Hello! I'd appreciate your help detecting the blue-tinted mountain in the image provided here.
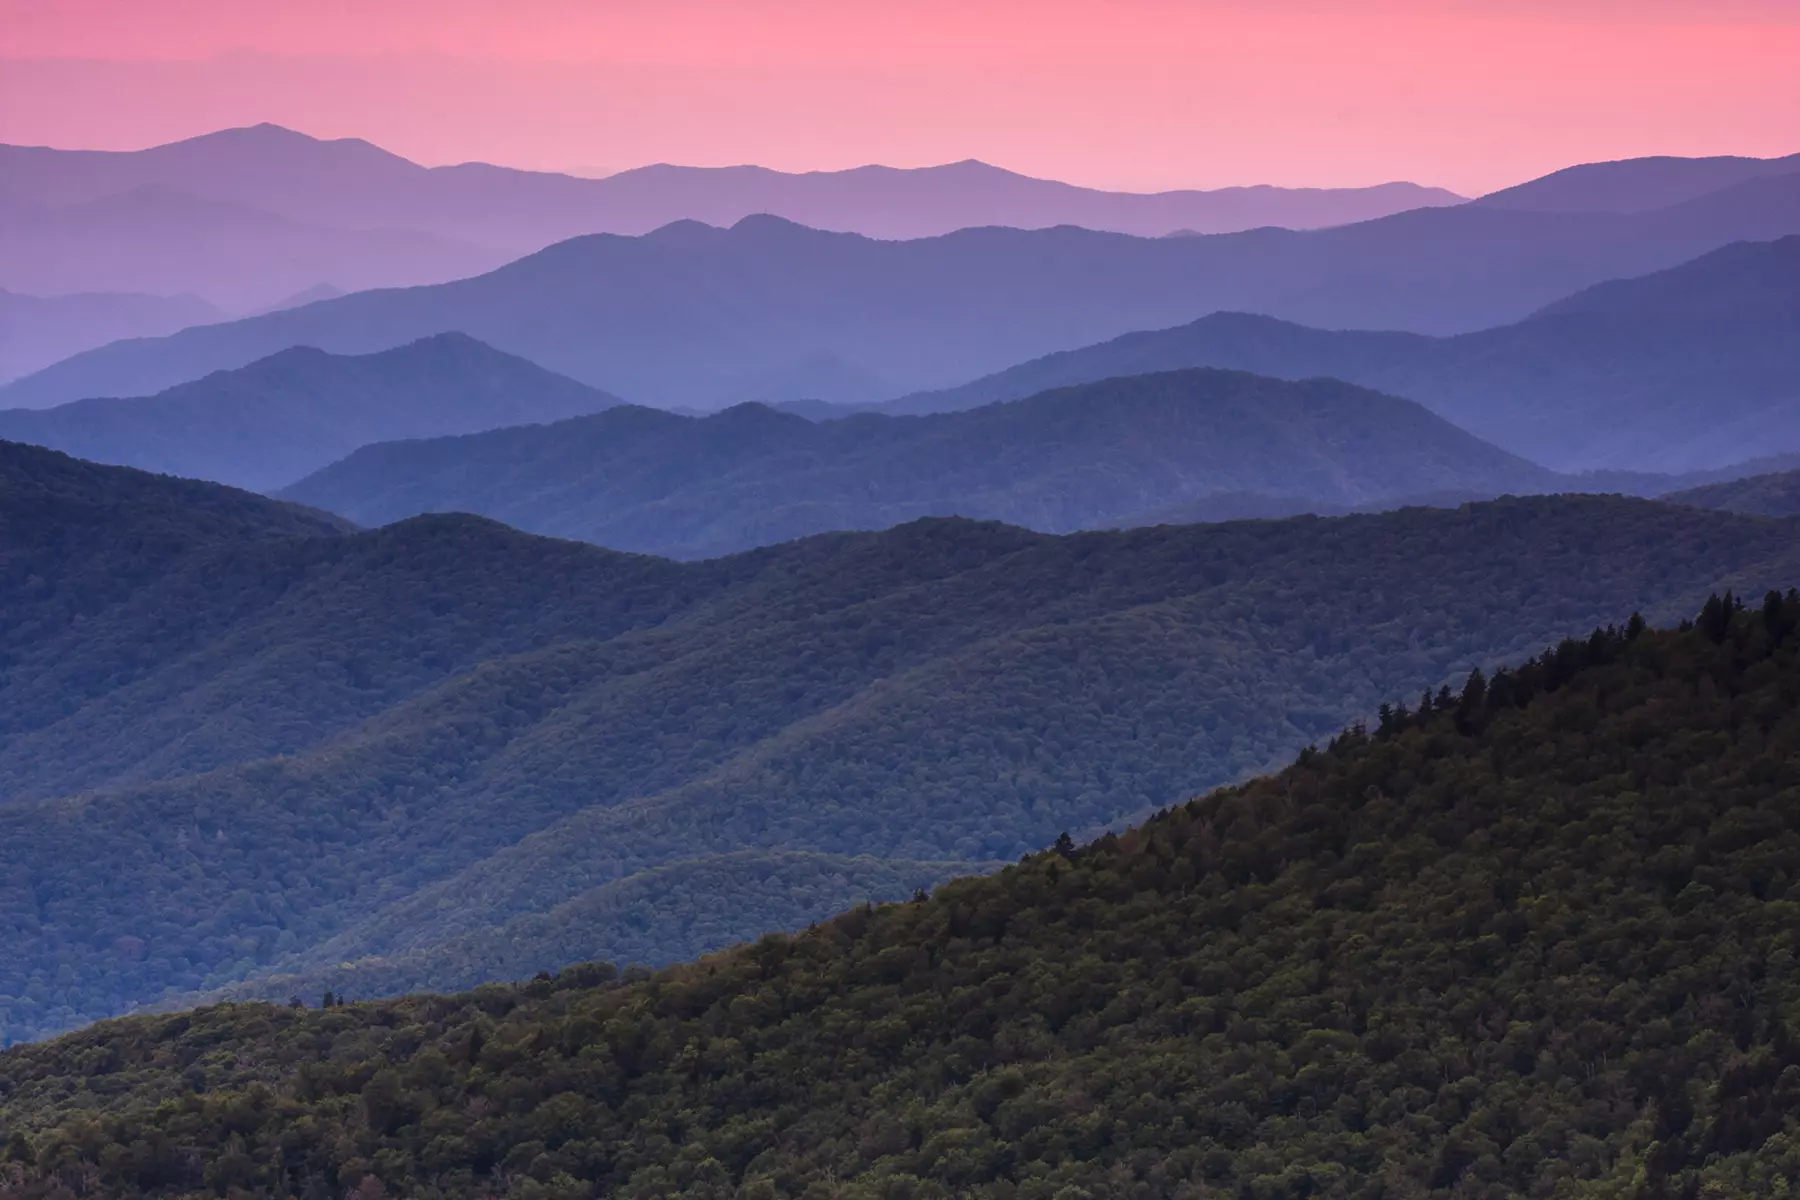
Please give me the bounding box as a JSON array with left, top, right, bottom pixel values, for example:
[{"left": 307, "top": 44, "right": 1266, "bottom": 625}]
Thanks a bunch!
[
  {"left": 0, "top": 334, "right": 622, "bottom": 491},
  {"left": 0, "top": 183, "right": 508, "bottom": 311},
  {"left": 7, "top": 165, "right": 1800, "bottom": 412},
  {"left": 0, "top": 287, "right": 219, "bottom": 384},
  {"left": 1472, "top": 150, "right": 1800, "bottom": 213},
  {"left": 279, "top": 369, "right": 1564, "bottom": 558},
  {"left": 880, "top": 236, "right": 1800, "bottom": 472},
  {"left": 0, "top": 122, "right": 1460, "bottom": 248}
]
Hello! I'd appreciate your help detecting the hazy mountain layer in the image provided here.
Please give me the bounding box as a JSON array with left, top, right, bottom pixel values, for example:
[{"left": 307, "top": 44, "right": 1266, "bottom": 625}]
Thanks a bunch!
[
  {"left": 6, "top": 168, "right": 1797, "bottom": 411},
  {"left": 5, "top": 441, "right": 1800, "bottom": 1041},
  {"left": 5, "top": 601, "right": 1800, "bottom": 1198},
  {"left": 0, "top": 184, "right": 510, "bottom": 311},
  {"left": 881, "top": 237, "right": 1800, "bottom": 472},
  {"left": 0, "top": 333, "right": 623, "bottom": 491},
  {"left": 280, "top": 369, "right": 1563, "bottom": 558},
  {"left": 0, "top": 123, "right": 1461, "bottom": 248},
  {"left": 0, "top": 287, "right": 219, "bottom": 384}
]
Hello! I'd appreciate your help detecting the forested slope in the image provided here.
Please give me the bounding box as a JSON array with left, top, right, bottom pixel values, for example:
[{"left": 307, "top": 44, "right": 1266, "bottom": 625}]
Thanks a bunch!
[
  {"left": 8, "top": 437, "right": 1800, "bottom": 1041},
  {"left": 5, "top": 599, "right": 1800, "bottom": 1197}
]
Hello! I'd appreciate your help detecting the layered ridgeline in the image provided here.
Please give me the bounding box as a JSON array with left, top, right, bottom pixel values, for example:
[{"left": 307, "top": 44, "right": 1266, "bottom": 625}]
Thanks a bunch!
[
  {"left": 8, "top": 443, "right": 1800, "bottom": 1043},
  {"left": 0, "top": 124, "right": 1461, "bottom": 252},
  {"left": 6, "top": 600, "right": 1800, "bottom": 1197},
  {"left": 877, "top": 236, "right": 1800, "bottom": 473},
  {"left": 7, "top": 163, "right": 1800, "bottom": 412},
  {"left": 280, "top": 370, "right": 1563, "bottom": 559},
  {"left": 1666, "top": 469, "right": 1800, "bottom": 518},
  {"left": 0, "top": 288, "right": 219, "bottom": 385},
  {"left": 0, "top": 334, "right": 623, "bottom": 491}
]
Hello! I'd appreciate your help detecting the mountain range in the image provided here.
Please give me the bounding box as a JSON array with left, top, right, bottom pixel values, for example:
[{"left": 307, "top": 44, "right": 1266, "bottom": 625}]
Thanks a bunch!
[
  {"left": 0, "top": 184, "right": 510, "bottom": 314},
  {"left": 0, "top": 123, "right": 1462, "bottom": 250},
  {"left": 0, "top": 334, "right": 623, "bottom": 491},
  {"left": 277, "top": 369, "right": 1564, "bottom": 558},
  {"left": 0, "top": 287, "right": 220, "bottom": 384},
  {"left": 5, "top": 596, "right": 1800, "bottom": 1197},
  {"left": 868, "top": 236, "right": 1800, "bottom": 472},
  {"left": 6, "top": 440, "right": 1800, "bottom": 1043},
  {"left": 6, "top": 160, "right": 1798, "bottom": 413}
]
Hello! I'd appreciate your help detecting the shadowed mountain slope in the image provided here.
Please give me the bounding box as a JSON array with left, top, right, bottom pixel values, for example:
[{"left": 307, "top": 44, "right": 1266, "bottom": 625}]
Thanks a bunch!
[
  {"left": 1472, "top": 149, "right": 1800, "bottom": 212},
  {"left": 881, "top": 237, "right": 1800, "bottom": 472},
  {"left": 280, "top": 369, "right": 1563, "bottom": 558},
  {"left": 5, "top": 167, "right": 1797, "bottom": 411},
  {"left": 5, "top": 599, "right": 1800, "bottom": 1197},
  {"left": 0, "top": 333, "right": 624, "bottom": 491},
  {"left": 4, "top": 442, "right": 1800, "bottom": 1041}
]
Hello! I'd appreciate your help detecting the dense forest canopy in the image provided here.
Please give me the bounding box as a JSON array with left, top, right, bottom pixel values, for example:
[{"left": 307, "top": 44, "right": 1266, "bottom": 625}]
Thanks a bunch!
[
  {"left": 8, "top": 437, "right": 1800, "bottom": 1044},
  {"left": 3, "top": 598, "right": 1800, "bottom": 1197}
]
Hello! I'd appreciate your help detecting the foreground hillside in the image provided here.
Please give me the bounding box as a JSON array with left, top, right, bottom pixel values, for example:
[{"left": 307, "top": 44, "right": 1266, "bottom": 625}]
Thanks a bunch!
[
  {"left": 5, "top": 600, "right": 1800, "bottom": 1197},
  {"left": 0, "top": 334, "right": 621, "bottom": 491},
  {"left": 887, "top": 237, "right": 1800, "bottom": 473},
  {"left": 281, "top": 370, "right": 1561, "bottom": 558}
]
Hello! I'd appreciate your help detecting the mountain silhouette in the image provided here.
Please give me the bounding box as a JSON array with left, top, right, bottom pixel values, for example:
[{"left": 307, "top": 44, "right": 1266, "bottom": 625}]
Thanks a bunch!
[
  {"left": 879, "top": 236, "right": 1800, "bottom": 472},
  {"left": 0, "top": 123, "right": 1463, "bottom": 249},
  {"left": 0, "top": 287, "right": 219, "bottom": 384},
  {"left": 278, "top": 370, "right": 1564, "bottom": 558},
  {"left": 1472, "top": 150, "right": 1800, "bottom": 213},
  {"left": 0, "top": 334, "right": 622, "bottom": 491},
  {"left": 5, "top": 172, "right": 1798, "bottom": 412},
  {"left": 0, "top": 182, "right": 508, "bottom": 311}
]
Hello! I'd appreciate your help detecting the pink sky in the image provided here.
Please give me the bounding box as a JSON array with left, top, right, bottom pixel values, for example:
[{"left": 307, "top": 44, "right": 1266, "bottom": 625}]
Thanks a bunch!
[{"left": 2, "top": 0, "right": 1796, "bottom": 194}]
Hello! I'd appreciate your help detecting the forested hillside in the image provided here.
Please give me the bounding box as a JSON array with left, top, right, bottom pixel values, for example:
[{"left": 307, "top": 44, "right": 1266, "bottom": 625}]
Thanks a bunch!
[
  {"left": 5, "top": 599, "right": 1800, "bottom": 1197},
  {"left": 7, "top": 443, "right": 1800, "bottom": 1042},
  {"left": 281, "top": 370, "right": 1560, "bottom": 558},
  {"left": 0, "top": 334, "right": 620, "bottom": 490}
]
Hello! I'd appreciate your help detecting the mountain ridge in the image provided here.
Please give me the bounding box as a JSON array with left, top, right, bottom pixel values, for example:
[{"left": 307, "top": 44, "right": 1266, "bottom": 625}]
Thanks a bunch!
[
  {"left": 6, "top": 177, "right": 1799, "bottom": 411},
  {"left": 0, "top": 333, "right": 624, "bottom": 490}
]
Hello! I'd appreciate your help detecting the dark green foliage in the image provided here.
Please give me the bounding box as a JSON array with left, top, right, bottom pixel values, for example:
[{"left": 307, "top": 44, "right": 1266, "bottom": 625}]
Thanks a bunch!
[
  {"left": 188, "top": 853, "right": 978, "bottom": 1007},
  {"left": 0, "top": 334, "right": 621, "bottom": 491},
  {"left": 6, "top": 604, "right": 1800, "bottom": 1196},
  {"left": 1664, "top": 468, "right": 1800, "bottom": 518},
  {"left": 888, "top": 237, "right": 1800, "bottom": 473},
  {"left": 280, "top": 369, "right": 1561, "bottom": 558}
]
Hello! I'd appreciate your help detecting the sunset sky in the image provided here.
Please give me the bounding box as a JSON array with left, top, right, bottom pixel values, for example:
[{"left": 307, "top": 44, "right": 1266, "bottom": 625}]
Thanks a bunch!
[{"left": 3, "top": 0, "right": 1796, "bottom": 194}]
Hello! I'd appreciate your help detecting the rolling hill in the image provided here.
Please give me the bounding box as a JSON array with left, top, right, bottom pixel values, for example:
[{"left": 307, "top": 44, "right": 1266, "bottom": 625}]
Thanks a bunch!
[
  {"left": 5, "top": 166, "right": 1797, "bottom": 412},
  {"left": 0, "top": 122, "right": 1461, "bottom": 249},
  {"left": 880, "top": 236, "right": 1800, "bottom": 472},
  {"left": 1470, "top": 149, "right": 1800, "bottom": 213},
  {"left": 4, "top": 598, "right": 1800, "bottom": 1197},
  {"left": 279, "top": 369, "right": 1564, "bottom": 558},
  {"left": 0, "top": 333, "right": 624, "bottom": 491},
  {"left": 5, "top": 442, "right": 1800, "bottom": 1043}
]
